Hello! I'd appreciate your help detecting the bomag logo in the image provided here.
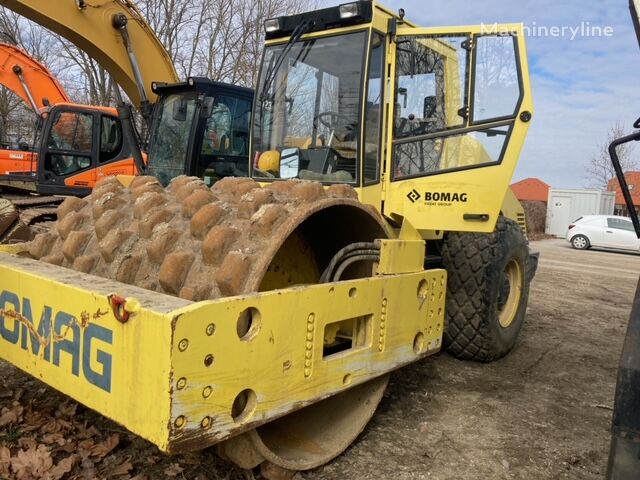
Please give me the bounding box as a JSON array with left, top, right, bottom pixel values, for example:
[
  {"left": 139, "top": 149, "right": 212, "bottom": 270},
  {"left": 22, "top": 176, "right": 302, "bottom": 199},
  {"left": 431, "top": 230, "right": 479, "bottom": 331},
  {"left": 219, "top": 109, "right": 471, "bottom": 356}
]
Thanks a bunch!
[
  {"left": 408, "top": 190, "right": 469, "bottom": 205},
  {"left": 425, "top": 192, "right": 468, "bottom": 203},
  {"left": 0, "top": 290, "right": 113, "bottom": 393}
]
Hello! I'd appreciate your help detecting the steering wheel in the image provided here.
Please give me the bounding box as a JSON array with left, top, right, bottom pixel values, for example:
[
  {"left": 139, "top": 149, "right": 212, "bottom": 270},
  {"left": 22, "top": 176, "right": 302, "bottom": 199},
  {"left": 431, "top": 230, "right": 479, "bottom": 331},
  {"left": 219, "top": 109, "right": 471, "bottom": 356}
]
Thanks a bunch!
[{"left": 315, "top": 111, "right": 356, "bottom": 138}]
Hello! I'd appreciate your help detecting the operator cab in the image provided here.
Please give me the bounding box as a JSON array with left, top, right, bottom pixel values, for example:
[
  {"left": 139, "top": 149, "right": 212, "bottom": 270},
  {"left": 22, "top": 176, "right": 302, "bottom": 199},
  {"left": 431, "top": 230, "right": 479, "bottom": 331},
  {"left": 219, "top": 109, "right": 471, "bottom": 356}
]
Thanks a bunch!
[
  {"left": 249, "top": 1, "right": 533, "bottom": 235},
  {"left": 0, "top": 103, "right": 138, "bottom": 196},
  {"left": 147, "top": 78, "right": 253, "bottom": 186}
]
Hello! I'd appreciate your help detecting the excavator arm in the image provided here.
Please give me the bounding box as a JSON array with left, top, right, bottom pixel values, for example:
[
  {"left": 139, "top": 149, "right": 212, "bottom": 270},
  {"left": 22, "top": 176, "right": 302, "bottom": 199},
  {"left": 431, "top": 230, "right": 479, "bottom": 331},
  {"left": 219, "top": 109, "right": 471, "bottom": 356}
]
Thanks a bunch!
[
  {"left": 0, "top": 42, "right": 69, "bottom": 113},
  {"left": 0, "top": 0, "right": 179, "bottom": 107}
]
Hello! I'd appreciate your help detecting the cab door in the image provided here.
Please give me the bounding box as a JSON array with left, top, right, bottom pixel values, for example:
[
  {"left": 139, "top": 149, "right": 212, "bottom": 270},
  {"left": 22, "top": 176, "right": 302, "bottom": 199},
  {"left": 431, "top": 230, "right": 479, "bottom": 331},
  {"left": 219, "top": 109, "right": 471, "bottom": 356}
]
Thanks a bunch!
[
  {"left": 95, "top": 114, "right": 137, "bottom": 180},
  {"left": 38, "top": 106, "right": 99, "bottom": 195},
  {"left": 383, "top": 24, "right": 533, "bottom": 233},
  {"left": 193, "top": 91, "right": 253, "bottom": 182}
]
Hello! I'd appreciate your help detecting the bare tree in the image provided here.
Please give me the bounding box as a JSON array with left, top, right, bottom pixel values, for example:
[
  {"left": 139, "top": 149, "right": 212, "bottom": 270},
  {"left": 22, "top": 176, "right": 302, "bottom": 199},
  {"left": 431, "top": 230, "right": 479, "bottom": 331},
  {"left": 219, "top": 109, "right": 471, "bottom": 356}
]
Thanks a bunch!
[
  {"left": 57, "top": 45, "right": 115, "bottom": 106},
  {"left": 0, "top": 0, "right": 321, "bottom": 143},
  {"left": 139, "top": 0, "right": 320, "bottom": 87},
  {"left": 585, "top": 122, "right": 638, "bottom": 190}
]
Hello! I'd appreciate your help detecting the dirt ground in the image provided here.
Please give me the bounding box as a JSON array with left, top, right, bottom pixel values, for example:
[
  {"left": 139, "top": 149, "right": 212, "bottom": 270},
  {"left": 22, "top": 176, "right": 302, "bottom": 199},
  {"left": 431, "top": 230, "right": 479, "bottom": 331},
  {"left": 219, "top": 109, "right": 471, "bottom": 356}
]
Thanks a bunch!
[{"left": 0, "top": 238, "right": 637, "bottom": 479}]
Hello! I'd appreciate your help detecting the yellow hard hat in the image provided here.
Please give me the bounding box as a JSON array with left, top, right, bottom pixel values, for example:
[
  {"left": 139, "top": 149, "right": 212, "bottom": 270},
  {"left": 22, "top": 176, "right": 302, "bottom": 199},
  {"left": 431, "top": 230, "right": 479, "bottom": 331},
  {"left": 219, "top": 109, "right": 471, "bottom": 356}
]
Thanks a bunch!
[{"left": 258, "top": 150, "right": 281, "bottom": 173}]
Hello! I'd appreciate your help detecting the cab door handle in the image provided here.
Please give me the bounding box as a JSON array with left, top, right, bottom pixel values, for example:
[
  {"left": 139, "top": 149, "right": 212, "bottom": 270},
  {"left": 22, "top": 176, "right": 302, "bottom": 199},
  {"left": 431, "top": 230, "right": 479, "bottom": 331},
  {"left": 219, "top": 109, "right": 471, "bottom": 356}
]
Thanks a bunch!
[
  {"left": 606, "top": 230, "right": 614, "bottom": 233},
  {"left": 463, "top": 214, "right": 490, "bottom": 222}
]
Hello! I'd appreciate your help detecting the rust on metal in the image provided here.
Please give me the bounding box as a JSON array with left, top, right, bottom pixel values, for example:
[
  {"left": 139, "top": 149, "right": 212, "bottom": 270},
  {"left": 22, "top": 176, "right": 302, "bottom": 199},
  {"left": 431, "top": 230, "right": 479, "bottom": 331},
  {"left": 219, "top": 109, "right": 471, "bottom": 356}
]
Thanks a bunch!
[
  {"left": 108, "top": 294, "right": 130, "bottom": 323},
  {"left": 0, "top": 306, "right": 108, "bottom": 352}
]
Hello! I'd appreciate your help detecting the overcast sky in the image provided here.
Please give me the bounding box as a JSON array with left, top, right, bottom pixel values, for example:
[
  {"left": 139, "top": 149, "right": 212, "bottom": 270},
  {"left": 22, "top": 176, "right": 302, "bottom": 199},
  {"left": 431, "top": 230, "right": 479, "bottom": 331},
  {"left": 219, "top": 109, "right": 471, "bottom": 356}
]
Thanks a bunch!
[{"left": 326, "top": 0, "right": 640, "bottom": 188}]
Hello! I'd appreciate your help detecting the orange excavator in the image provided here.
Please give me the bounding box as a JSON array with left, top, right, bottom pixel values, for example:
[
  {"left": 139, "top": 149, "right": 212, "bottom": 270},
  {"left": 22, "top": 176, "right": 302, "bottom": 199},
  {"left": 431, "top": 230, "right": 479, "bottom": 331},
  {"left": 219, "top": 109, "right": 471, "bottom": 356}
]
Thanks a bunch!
[
  {"left": 0, "top": 41, "right": 143, "bottom": 241},
  {"left": 0, "top": 41, "right": 68, "bottom": 176},
  {"left": 0, "top": 41, "right": 138, "bottom": 182}
]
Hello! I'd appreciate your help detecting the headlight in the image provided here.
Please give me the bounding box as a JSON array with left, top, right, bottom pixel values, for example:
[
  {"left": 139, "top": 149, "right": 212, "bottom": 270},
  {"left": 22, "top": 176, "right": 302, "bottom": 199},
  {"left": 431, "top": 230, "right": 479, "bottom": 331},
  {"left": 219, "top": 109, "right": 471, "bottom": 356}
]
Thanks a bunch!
[
  {"left": 339, "top": 2, "right": 360, "bottom": 19},
  {"left": 264, "top": 18, "right": 281, "bottom": 34}
]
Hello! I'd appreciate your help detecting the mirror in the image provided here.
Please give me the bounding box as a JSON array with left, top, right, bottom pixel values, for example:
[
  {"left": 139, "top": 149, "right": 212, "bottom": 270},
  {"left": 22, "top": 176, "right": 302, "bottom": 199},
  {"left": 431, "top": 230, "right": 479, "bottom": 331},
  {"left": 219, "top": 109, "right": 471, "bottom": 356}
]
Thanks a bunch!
[
  {"left": 280, "top": 148, "right": 300, "bottom": 179},
  {"left": 398, "top": 87, "right": 408, "bottom": 108},
  {"left": 172, "top": 98, "right": 188, "bottom": 121},
  {"left": 424, "top": 96, "right": 437, "bottom": 118},
  {"left": 78, "top": 157, "right": 91, "bottom": 169},
  {"left": 201, "top": 97, "right": 215, "bottom": 118},
  {"left": 286, "top": 96, "right": 295, "bottom": 115}
]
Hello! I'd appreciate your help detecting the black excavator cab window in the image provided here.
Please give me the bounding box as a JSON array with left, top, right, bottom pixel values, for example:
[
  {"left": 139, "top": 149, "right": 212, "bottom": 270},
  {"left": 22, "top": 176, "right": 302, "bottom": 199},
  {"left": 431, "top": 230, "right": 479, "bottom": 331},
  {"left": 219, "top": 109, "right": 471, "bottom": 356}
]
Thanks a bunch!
[{"left": 147, "top": 92, "right": 199, "bottom": 185}]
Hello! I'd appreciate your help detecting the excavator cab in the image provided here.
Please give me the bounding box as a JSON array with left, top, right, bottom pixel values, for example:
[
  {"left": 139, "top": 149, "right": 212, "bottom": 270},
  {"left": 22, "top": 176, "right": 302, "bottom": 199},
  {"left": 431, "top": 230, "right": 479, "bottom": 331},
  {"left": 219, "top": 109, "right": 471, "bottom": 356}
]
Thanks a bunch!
[
  {"left": 147, "top": 78, "right": 253, "bottom": 186},
  {"left": 34, "top": 104, "right": 139, "bottom": 195},
  {"left": 0, "top": 104, "right": 139, "bottom": 197}
]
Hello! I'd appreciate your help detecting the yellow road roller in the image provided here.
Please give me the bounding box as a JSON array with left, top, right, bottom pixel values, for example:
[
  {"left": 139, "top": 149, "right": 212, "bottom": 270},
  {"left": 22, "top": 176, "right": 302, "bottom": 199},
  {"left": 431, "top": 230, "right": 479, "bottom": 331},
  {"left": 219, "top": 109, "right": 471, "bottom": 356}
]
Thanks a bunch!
[{"left": 0, "top": 0, "right": 536, "bottom": 475}]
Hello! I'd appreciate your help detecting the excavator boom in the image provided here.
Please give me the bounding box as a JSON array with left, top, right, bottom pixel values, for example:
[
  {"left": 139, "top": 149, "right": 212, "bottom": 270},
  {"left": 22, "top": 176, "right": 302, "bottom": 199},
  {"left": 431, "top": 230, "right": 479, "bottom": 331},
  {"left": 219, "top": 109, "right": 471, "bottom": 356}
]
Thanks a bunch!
[
  {"left": 0, "top": 0, "right": 179, "bottom": 107},
  {"left": 0, "top": 42, "right": 69, "bottom": 113}
]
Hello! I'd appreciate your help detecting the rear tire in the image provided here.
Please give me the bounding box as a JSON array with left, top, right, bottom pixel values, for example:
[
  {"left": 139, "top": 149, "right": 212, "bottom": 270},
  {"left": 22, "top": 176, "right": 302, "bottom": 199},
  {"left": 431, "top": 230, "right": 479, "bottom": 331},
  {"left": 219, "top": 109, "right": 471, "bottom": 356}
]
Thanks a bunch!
[
  {"left": 441, "top": 217, "right": 532, "bottom": 362},
  {"left": 571, "top": 234, "right": 590, "bottom": 250}
]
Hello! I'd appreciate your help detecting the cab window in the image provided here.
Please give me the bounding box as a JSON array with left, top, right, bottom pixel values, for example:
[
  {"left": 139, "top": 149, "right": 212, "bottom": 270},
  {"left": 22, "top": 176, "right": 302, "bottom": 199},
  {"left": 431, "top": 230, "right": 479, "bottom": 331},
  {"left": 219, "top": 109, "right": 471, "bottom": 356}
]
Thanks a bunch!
[
  {"left": 147, "top": 93, "right": 199, "bottom": 185},
  {"left": 392, "top": 34, "right": 522, "bottom": 180},
  {"left": 363, "top": 33, "right": 385, "bottom": 184},
  {"left": 197, "top": 95, "right": 251, "bottom": 180},
  {"left": 48, "top": 111, "right": 93, "bottom": 152},
  {"left": 472, "top": 35, "right": 521, "bottom": 123},
  {"left": 200, "top": 96, "right": 251, "bottom": 157},
  {"left": 252, "top": 31, "right": 368, "bottom": 184},
  {"left": 100, "top": 116, "right": 123, "bottom": 163},
  {"left": 45, "top": 111, "right": 94, "bottom": 176},
  {"left": 395, "top": 36, "right": 467, "bottom": 139}
]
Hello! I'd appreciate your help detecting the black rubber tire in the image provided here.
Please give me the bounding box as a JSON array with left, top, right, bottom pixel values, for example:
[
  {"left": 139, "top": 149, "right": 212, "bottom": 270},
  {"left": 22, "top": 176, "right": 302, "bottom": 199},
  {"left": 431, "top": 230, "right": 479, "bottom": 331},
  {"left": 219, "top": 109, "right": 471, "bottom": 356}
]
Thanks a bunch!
[
  {"left": 441, "top": 217, "right": 532, "bottom": 362},
  {"left": 571, "top": 234, "right": 590, "bottom": 250}
]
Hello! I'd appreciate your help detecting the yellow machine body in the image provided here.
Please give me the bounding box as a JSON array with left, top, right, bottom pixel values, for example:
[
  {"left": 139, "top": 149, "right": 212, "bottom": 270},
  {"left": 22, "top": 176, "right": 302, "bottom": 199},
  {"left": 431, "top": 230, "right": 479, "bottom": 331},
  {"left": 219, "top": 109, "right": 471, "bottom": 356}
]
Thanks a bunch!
[{"left": 0, "top": 239, "right": 445, "bottom": 453}]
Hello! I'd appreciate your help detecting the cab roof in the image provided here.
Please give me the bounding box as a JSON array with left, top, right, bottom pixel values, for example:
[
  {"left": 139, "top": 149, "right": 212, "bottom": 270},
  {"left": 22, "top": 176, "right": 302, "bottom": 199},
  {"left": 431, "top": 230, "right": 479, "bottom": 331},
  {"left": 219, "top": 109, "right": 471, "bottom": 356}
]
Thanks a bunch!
[{"left": 151, "top": 78, "right": 253, "bottom": 99}]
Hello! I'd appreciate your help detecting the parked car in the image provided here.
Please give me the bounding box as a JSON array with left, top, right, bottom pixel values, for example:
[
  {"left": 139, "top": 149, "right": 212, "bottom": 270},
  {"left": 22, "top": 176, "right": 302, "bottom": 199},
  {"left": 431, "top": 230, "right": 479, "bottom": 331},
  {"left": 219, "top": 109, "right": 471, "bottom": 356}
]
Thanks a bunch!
[{"left": 567, "top": 215, "right": 639, "bottom": 251}]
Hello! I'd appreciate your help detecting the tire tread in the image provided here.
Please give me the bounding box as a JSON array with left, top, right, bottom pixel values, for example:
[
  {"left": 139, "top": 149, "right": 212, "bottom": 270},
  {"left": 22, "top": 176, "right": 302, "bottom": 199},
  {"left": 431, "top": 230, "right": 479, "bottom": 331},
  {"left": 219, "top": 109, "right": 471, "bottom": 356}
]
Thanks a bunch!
[{"left": 442, "top": 218, "right": 530, "bottom": 362}]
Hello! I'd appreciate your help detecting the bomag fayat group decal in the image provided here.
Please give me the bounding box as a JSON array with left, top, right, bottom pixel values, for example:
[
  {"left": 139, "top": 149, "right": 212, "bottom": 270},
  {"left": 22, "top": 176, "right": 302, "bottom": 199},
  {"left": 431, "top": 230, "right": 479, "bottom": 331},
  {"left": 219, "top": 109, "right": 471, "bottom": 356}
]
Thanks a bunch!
[{"left": 407, "top": 189, "right": 469, "bottom": 206}]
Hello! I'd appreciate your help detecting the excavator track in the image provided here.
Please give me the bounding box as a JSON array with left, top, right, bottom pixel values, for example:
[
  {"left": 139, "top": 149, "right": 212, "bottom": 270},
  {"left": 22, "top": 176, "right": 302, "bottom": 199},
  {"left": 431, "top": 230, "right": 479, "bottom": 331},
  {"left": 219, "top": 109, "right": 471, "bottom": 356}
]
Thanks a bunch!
[
  {"left": 0, "top": 195, "right": 63, "bottom": 243},
  {"left": 27, "top": 175, "right": 393, "bottom": 471}
]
